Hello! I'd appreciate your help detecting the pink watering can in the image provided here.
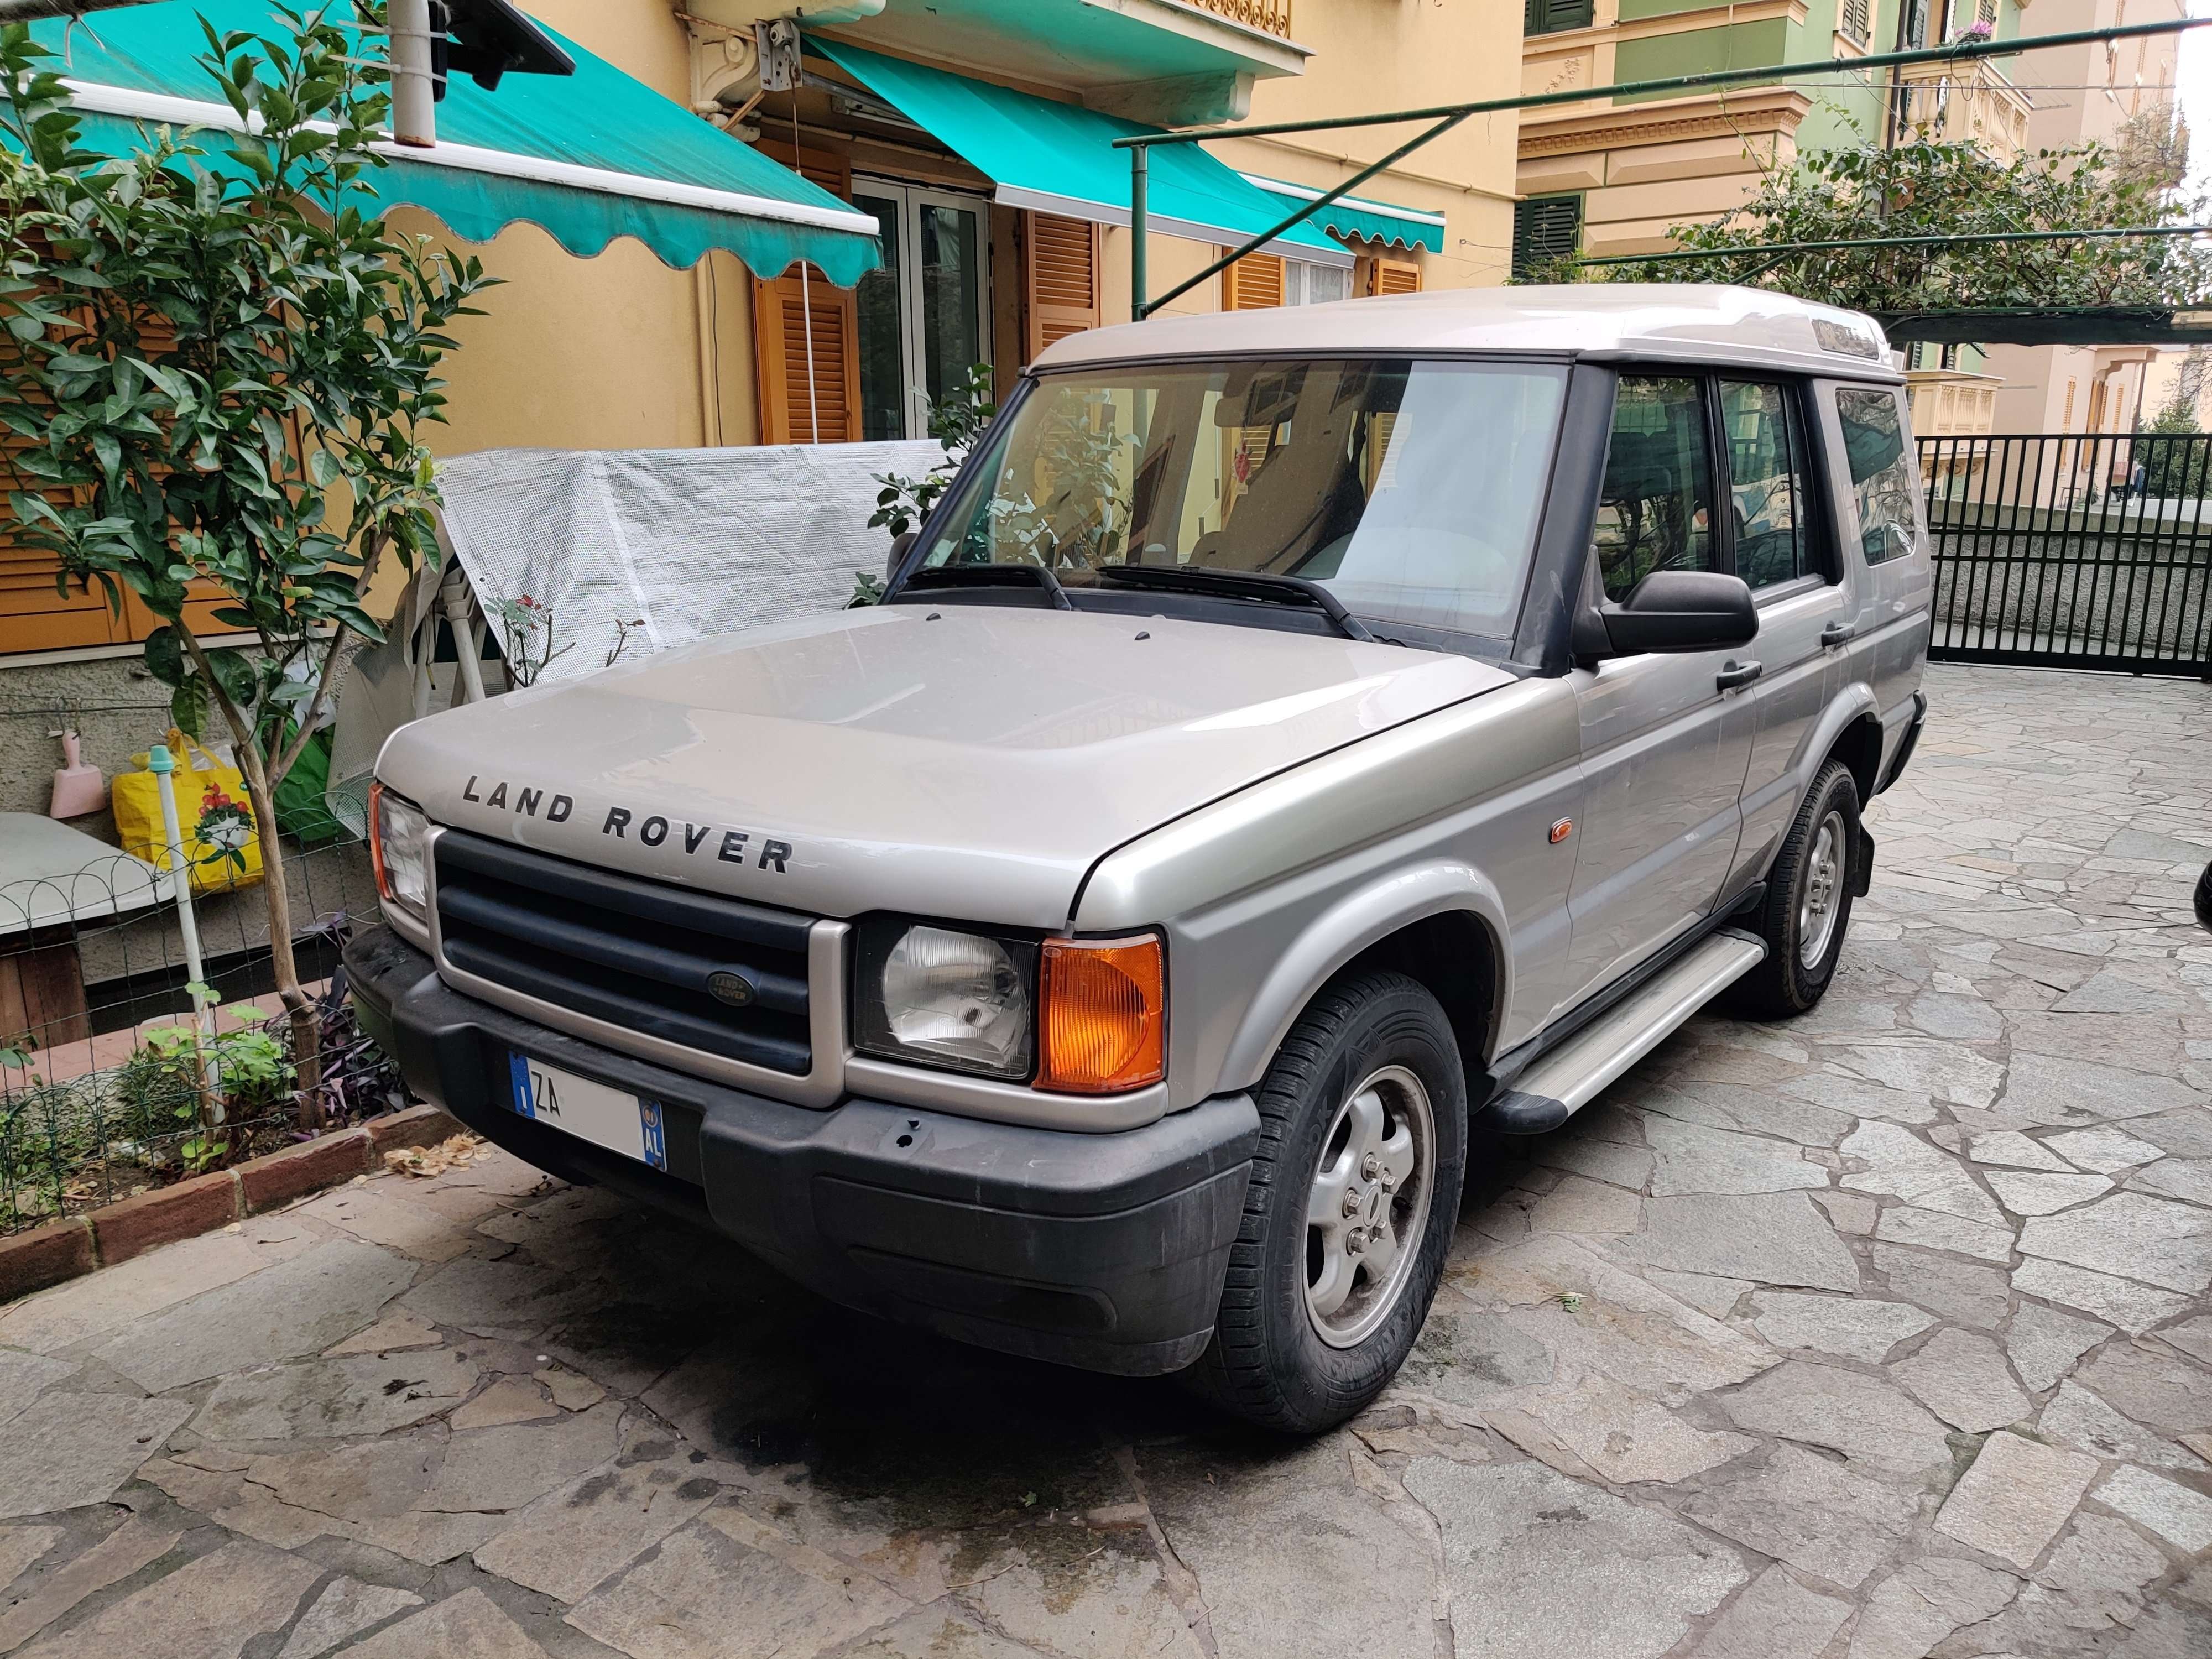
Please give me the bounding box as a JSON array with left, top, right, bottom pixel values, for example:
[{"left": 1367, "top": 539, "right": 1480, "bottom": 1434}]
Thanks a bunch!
[{"left": 49, "top": 728, "right": 106, "bottom": 818}]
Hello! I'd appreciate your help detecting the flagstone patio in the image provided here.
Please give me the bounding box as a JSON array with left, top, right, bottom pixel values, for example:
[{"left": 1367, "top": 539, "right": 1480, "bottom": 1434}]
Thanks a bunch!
[{"left": 0, "top": 662, "right": 2208, "bottom": 1659}]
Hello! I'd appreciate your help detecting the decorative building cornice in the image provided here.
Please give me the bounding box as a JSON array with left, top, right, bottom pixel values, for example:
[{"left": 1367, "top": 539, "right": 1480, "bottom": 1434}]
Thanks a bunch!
[{"left": 1517, "top": 88, "right": 1811, "bottom": 158}]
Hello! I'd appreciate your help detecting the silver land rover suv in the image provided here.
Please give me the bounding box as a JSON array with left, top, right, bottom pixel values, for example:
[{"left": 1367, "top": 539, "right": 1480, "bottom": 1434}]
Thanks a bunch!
[{"left": 347, "top": 285, "right": 1932, "bottom": 1433}]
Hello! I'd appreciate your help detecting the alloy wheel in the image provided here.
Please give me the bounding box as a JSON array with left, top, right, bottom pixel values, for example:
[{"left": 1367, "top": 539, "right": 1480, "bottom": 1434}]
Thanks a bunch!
[{"left": 1304, "top": 1063, "right": 1435, "bottom": 1349}]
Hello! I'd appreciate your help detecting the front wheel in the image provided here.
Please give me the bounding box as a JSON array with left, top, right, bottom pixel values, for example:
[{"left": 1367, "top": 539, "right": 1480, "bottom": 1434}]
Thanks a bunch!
[
  {"left": 1728, "top": 758, "right": 1861, "bottom": 1018},
  {"left": 1187, "top": 971, "right": 1466, "bottom": 1433}
]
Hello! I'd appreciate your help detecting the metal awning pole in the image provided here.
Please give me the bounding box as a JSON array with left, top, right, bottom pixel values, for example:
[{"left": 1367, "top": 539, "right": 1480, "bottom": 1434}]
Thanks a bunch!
[
  {"left": 1130, "top": 143, "right": 1147, "bottom": 320},
  {"left": 1114, "top": 14, "right": 2209, "bottom": 320},
  {"left": 1137, "top": 111, "right": 1465, "bottom": 319},
  {"left": 1579, "top": 223, "right": 2212, "bottom": 265}
]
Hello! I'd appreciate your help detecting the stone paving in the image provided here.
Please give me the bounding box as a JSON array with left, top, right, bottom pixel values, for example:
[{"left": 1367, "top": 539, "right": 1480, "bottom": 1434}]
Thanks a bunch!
[{"left": 2, "top": 662, "right": 2210, "bottom": 1659}]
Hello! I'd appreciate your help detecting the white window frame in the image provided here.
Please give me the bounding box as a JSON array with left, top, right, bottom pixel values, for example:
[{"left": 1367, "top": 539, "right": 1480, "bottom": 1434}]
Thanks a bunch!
[
  {"left": 850, "top": 176, "right": 994, "bottom": 440},
  {"left": 1282, "top": 258, "right": 1352, "bottom": 307}
]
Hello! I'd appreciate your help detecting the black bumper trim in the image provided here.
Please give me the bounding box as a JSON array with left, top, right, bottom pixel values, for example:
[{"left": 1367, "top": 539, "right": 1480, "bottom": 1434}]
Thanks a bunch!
[{"left": 345, "top": 926, "right": 1256, "bottom": 1377}]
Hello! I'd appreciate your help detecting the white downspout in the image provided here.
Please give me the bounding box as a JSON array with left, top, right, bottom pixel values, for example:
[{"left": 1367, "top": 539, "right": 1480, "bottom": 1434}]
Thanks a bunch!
[{"left": 389, "top": 0, "right": 437, "bottom": 149}]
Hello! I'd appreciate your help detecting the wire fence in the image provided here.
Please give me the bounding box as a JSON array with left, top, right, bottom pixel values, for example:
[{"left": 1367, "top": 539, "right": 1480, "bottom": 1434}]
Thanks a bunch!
[{"left": 2, "top": 738, "right": 411, "bottom": 1234}]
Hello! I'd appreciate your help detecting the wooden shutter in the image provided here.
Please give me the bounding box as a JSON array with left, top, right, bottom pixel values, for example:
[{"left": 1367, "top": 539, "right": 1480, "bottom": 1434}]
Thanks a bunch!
[
  {"left": 1024, "top": 212, "right": 1100, "bottom": 358},
  {"left": 1525, "top": 0, "right": 1594, "bottom": 35},
  {"left": 0, "top": 233, "right": 111, "bottom": 654},
  {"left": 753, "top": 140, "right": 863, "bottom": 444},
  {"left": 1222, "top": 252, "right": 1286, "bottom": 311},
  {"left": 1365, "top": 255, "right": 1422, "bottom": 297},
  {"left": 753, "top": 263, "right": 862, "bottom": 444},
  {"left": 2, "top": 244, "right": 328, "bottom": 656},
  {"left": 1511, "top": 196, "right": 1581, "bottom": 279},
  {"left": 0, "top": 401, "right": 119, "bottom": 655}
]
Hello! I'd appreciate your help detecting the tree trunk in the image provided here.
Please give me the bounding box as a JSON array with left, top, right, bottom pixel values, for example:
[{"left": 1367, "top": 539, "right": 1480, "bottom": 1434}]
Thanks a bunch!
[{"left": 233, "top": 740, "right": 324, "bottom": 1130}]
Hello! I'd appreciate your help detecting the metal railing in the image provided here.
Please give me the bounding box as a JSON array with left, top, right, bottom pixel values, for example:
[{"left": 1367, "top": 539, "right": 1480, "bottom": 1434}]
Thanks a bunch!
[
  {"left": 1895, "top": 53, "right": 2032, "bottom": 161},
  {"left": 1188, "top": 0, "right": 1293, "bottom": 38},
  {"left": 1919, "top": 431, "right": 2212, "bottom": 676}
]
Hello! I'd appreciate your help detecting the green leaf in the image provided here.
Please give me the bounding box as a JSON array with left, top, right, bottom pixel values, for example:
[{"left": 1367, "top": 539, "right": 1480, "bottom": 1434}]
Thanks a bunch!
[
  {"left": 170, "top": 676, "right": 210, "bottom": 742},
  {"left": 205, "top": 648, "right": 258, "bottom": 707},
  {"left": 142, "top": 624, "right": 186, "bottom": 687}
]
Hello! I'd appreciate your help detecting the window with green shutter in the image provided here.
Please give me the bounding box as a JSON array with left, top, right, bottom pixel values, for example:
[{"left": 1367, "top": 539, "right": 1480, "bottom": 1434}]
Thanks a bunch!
[
  {"left": 1524, "top": 0, "right": 1595, "bottom": 36},
  {"left": 1512, "top": 195, "right": 1583, "bottom": 279}
]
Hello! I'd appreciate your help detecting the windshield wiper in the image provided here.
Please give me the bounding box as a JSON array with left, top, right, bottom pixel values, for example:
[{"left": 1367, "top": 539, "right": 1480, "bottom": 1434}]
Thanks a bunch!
[{"left": 1094, "top": 565, "right": 1375, "bottom": 643}]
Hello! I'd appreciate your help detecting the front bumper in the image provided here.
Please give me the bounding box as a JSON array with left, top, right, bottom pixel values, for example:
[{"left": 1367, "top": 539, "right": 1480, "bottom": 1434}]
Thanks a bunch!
[{"left": 345, "top": 925, "right": 1257, "bottom": 1376}]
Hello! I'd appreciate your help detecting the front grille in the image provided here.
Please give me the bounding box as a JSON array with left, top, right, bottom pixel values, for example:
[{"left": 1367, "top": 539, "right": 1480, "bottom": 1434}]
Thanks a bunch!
[{"left": 432, "top": 829, "right": 814, "bottom": 1074}]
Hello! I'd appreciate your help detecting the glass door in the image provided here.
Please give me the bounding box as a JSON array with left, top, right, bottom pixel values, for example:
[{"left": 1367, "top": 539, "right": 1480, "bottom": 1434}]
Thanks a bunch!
[
  {"left": 852, "top": 178, "right": 992, "bottom": 440},
  {"left": 853, "top": 191, "right": 905, "bottom": 443}
]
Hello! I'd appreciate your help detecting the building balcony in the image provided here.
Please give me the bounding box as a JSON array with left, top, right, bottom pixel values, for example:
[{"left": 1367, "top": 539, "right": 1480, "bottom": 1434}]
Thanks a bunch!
[
  {"left": 1907, "top": 368, "right": 2001, "bottom": 441},
  {"left": 1895, "top": 56, "right": 2031, "bottom": 161},
  {"left": 690, "top": 0, "right": 1308, "bottom": 125},
  {"left": 1187, "top": 0, "right": 1293, "bottom": 39}
]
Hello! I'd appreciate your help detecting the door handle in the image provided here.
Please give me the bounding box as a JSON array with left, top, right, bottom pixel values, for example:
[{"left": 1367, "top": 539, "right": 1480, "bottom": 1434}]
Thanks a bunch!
[
  {"left": 1821, "top": 623, "right": 1856, "bottom": 648},
  {"left": 1716, "top": 659, "right": 1764, "bottom": 691}
]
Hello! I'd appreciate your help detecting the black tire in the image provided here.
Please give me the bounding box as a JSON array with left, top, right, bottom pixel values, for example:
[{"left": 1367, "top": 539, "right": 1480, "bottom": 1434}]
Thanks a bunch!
[
  {"left": 1727, "top": 758, "right": 1861, "bottom": 1019},
  {"left": 1186, "top": 971, "right": 1466, "bottom": 1434},
  {"left": 2194, "top": 859, "right": 2212, "bottom": 935}
]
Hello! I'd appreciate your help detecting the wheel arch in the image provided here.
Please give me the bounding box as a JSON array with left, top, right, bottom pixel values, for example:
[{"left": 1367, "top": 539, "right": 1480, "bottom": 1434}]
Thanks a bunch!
[
  {"left": 1796, "top": 684, "right": 1883, "bottom": 806},
  {"left": 1214, "top": 863, "right": 1509, "bottom": 1097}
]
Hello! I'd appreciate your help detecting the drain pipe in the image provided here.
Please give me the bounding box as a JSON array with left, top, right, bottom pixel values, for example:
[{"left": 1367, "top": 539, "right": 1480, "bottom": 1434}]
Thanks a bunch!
[{"left": 389, "top": 0, "right": 437, "bottom": 149}]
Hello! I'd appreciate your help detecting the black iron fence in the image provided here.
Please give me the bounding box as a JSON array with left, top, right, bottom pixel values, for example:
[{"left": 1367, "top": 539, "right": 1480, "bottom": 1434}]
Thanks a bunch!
[{"left": 1919, "top": 432, "right": 2212, "bottom": 676}]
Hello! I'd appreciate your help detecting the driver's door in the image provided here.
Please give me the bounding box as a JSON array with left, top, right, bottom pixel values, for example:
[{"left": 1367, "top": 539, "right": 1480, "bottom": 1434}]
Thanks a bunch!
[{"left": 1553, "top": 374, "right": 1757, "bottom": 1020}]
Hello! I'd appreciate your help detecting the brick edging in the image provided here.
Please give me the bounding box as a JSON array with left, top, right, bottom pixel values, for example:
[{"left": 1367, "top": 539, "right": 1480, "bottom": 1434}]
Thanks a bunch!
[{"left": 0, "top": 1104, "right": 460, "bottom": 1305}]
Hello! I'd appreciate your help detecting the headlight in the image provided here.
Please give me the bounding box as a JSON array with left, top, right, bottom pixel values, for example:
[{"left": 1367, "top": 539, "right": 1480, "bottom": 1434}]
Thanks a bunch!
[
  {"left": 369, "top": 782, "right": 430, "bottom": 923},
  {"left": 853, "top": 920, "right": 1036, "bottom": 1080}
]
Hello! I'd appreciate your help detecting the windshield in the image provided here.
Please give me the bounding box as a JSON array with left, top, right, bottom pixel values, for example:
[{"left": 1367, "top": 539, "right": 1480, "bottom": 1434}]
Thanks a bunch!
[{"left": 915, "top": 357, "right": 1570, "bottom": 644}]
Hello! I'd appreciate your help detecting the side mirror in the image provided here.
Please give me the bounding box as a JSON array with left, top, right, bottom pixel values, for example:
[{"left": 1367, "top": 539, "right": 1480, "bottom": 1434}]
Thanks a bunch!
[
  {"left": 1599, "top": 570, "right": 1758, "bottom": 655},
  {"left": 886, "top": 529, "right": 918, "bottom": 582}
]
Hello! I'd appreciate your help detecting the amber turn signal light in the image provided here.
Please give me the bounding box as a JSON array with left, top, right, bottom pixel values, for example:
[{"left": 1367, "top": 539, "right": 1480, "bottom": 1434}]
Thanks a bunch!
[
  {"left": 1036, "top": 934, "right": 1166, "bottom": 1094},
  {"left": 367, "top": 780, "right": 393, "bottom": 900}
]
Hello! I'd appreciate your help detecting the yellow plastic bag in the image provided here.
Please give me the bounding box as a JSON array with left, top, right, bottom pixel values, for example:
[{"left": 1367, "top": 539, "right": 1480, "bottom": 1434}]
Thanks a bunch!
[{"left": 113, "top": 729, "right": 265, "bottom": 897}]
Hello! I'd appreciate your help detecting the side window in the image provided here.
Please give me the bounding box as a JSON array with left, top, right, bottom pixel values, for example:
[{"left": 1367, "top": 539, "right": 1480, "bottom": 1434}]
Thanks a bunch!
[
  {"left": 1834, "top": 387, "right": 1920, "bottom": 565},
  {"left": 1720, "top": 380, "right": 1811, "bottom": 588},
  {"left": 1592, "top": 376, "right": 1717, "bottom": 603}
]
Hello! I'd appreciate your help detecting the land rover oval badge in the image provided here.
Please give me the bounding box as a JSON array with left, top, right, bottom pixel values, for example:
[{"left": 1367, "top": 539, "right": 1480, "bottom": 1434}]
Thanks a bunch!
[{"left": 706, "top": 971, "right": 754, "bottom": 1008}]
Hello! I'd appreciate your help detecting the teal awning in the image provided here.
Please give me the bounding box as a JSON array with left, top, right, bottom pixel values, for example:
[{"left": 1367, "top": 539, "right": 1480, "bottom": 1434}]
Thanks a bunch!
[
  {"left": 808, "top": 38, "right": 1349, "bottom": 267},
  {"left": 1240, "top": 173, "right": 1445, "bottom": 255},
  {"left": 23, "top": 2, "right": 881, "bottom": 285}
]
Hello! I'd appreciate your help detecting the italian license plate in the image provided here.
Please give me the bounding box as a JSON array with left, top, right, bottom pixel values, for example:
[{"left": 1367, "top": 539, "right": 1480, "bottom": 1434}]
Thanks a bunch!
[{"left": 506, "top": 1054, "right": 667, "bottom": 1172}]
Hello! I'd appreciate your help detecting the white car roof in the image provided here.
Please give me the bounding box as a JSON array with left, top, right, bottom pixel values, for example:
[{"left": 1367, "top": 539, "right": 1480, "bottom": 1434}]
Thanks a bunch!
[{"left": 1034, "top": 283, "right": 1902, "bottom": 384}]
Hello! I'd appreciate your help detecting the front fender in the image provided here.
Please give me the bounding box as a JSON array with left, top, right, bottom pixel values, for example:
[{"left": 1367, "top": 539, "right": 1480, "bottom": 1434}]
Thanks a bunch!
[{"left": 1214, "top": 861, "right": 1510, "bottom": 1094}]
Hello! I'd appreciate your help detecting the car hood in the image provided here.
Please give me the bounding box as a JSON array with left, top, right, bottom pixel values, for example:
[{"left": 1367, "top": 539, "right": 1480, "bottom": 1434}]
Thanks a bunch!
[{"left": 375, "top": 604, "right": 1515, "bottom": 928}]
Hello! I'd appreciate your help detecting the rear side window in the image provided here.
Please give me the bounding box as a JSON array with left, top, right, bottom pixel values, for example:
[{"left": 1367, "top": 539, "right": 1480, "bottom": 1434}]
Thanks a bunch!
[
  {"left": 1720, "top": 380, "right": 1811, "bottom": 588},
  {"left": 1593, "top": 376, "right": 1717, "bottom": 602},
  {"left": 1834, "top": 387, "right": 1919, "bottom": 565}
]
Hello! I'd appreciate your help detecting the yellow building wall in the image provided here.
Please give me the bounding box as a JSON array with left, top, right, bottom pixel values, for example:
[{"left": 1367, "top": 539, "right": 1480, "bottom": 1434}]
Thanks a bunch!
[
  {"left": 1216, "top": 0, "right": 1525, "bottom": 289},
  {"left": 411, "top": 0, "right": 760, "bottom": 462}
]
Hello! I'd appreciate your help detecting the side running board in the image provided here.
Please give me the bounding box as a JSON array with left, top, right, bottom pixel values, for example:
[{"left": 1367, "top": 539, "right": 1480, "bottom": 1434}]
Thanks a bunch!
[{"left": 1485, "top": 930, "right": 1768, "bottom": 1135}]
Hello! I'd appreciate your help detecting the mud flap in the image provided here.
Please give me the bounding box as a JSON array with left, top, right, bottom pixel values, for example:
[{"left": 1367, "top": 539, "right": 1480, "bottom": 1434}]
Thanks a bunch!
[{"left": 1850, "top": 825, "right": 1876, "bottom": 897}]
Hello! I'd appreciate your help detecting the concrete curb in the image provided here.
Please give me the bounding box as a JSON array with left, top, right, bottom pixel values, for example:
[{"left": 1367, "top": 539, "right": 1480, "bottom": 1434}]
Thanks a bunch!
[{"left": 0, "top": 1104, "right": 461, "bottom": 1305}]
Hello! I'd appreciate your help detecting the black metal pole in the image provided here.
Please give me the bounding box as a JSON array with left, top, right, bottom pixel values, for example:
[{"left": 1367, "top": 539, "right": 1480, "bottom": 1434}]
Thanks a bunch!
[{"left": 1579, "top": 224, "right": 2212, "bottom": 268}]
